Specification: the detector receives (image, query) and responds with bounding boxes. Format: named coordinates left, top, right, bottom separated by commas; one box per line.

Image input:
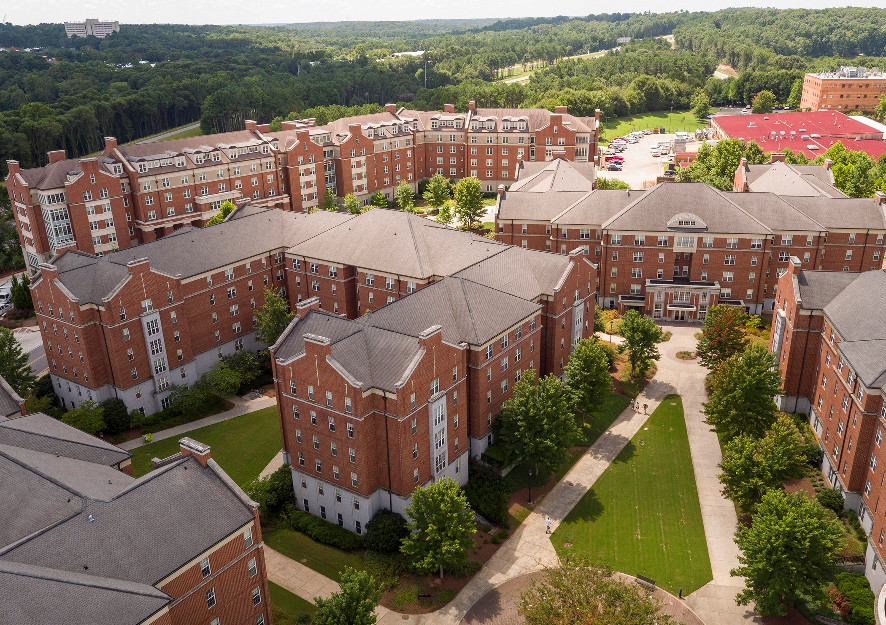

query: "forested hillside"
left=2, top=8, right=886, bottom=178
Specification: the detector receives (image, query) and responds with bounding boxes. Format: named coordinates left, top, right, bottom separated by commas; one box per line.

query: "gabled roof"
left=508, top=159, right=596, bottom=193
left=0, top=560, right=170, bottom=625
left=0, top=375, right=24, bottom=417
left=836, top=339, right=886, bottom=390
left=287, top=209, right=503, bottom=279
left=452, top=246, right=575, bottom=302
left=14, top=157, right=123, bottom=191
left=744, top=162, right=845, bottom=198
left=781, top=196, right=886, bottom=231
left=602, top=183, right=772, bottom=235
left=796, top=270, right=860, bottom=311
left=726, top=192, right=825, bottom=233
left=550, top=189, right=646, bottom=226
left=0, top=412, right=130, bottom=467
left=824, top=270, right=886, bottom=343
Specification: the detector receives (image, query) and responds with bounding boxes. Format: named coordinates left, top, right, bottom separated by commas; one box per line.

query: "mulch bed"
left=761, top=605, right=815, bottom=625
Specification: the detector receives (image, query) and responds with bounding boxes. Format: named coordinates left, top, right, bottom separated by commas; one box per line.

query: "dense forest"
left=2, top=8, right=886, bottom=178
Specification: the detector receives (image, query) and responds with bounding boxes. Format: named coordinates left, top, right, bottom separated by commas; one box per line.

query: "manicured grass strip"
left=163, top=126, right=202, bottom=140
left=551, top=395, right=713, bottom=595
left=129, top=406, right=281, bottom=487
left=575, top=394, right=632, bottom=446
left=264, top=527, right=365, bottom=581
left=269, top=581, right=317, bottom=616
left=600, top=110, right=707, bottom=143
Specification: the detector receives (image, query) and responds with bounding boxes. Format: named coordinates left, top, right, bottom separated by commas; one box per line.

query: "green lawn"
left=163, top=125, right=202, bottom=140
left=129, top=406, right=281, bottom=487
left=600, top=111, right=707, bottom=144
left=269, top=581, right=317, bottom=620
left=575, top=394, right=632, bottom=446
left=264, top=527, right=365, bottom=581
left=551, top=395, right=712, bottom=594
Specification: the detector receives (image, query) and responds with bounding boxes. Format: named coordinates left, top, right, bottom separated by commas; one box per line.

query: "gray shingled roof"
left=796, top=270, right=861, bottom=310
left=50, top=207, right=353, bottom=304
left=0, top=375, right=23, bottom=417
left=452, top=246, right=574, bottom=302
left=550, top=189, right=646, bottom=226
left=781, top=196, right=886, bottom=230
left=837, top=339, right=886, bottom=390
left=0, top=560, right=170, bottom=625
left=0, top=413, right=130, bottom=467
left=508, top=159, right=596, bottom=193
left=287, top=209, right=503, bottom=279
left=823, top=270, right=886, bottom=343
left=15, top=157, right=122, bottom=191
left=1, top=456, right=255, bottom=586
left=726, top=192, right=825, bottom=233
left=497, top=191, right=590, bottom=222
left=745, top=162, right=844, bottom=197
left=115, top=130, right=259, bottom=159
left=603, top=183, right=772, bottom=234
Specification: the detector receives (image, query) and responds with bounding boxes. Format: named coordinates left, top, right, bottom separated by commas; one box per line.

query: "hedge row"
left=285, top=506, right=364, bottom=551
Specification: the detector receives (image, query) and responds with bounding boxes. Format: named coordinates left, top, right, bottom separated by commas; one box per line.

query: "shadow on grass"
left=555, top=487, right=604, bottom=525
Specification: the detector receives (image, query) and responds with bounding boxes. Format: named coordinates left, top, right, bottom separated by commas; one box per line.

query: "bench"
left=635, top=575, right=656, bottom=590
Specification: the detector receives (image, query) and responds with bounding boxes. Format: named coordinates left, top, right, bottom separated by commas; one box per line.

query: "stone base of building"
left=775, top=394, right=811, bottom=415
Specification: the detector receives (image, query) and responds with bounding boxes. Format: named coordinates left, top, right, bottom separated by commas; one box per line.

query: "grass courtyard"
left=551, top=394, right=712, bottom=595
left=269, top=581, right=316, bottom=624
left=129, top=406, right=281, bottom=488
left=600, top=110, right=707, bottom=143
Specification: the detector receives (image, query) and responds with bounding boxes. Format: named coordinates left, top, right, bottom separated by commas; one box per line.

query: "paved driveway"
left=599, top=133, right=699, bottom=189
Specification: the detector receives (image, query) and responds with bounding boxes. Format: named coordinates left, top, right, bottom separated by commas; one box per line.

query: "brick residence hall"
left=0, top=379, right=271, bottom=625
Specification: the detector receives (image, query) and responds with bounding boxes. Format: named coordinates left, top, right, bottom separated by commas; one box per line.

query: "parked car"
left=606, top=163, right=623, bottom=171
left=651, top=150, right=660, bottom=157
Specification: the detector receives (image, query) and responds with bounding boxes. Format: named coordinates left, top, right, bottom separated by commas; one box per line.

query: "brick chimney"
left=385, top=103, right=397, bottom=114
left=733, top=157, right=749, bottom=192
left=103, top=137, right=118, bottom=155
left=595, top=109, right=601, bottom=121
left=443, top=104, right=455, bottom=114
left=825, top=158, right=833, bottom=170
left=47, top=150, right=66, bottom=164
left=550, top=113, right=563, bottom=128
left=179, top=437, right=211, bottom=467
left=875, top=191, right=886, bottom=205
left=257, top=123, right=270, bottom=133
left=296, top=296, right=321, bottom=315
left=555, top=105, right=567, bottom=114
left=769, top=153, right=786, bottom=163
left=468, top=100, right=476, bottom=111
left=348, top=123, right=363, bottom=141
left=497, top=184, right=505, bottom=199
left=244, top=119, right=258, bottom=131
left=6, top=160, right=19, bottom=176
left=281, top=120, right=301, bottom=131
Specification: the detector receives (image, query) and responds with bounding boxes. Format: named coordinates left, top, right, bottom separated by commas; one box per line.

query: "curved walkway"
left=264, top=322, right=760, bottom=623
left=459, top=571, right=705, bottom=625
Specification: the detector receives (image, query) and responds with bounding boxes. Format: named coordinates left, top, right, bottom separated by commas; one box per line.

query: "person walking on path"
left=643, top=403, right=648, bottom=414
left=545, top=516, right=552, bottom=534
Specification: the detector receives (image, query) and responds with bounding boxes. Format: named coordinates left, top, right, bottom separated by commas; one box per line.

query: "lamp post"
left=528, top=469, right=533, bottom=503
left=609, top=319, right=615, bottom=342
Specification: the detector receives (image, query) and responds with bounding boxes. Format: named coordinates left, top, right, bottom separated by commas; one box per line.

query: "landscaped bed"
left=129, top=406, right=281, bottom=487
left=551, top=395, right=713, bottom=595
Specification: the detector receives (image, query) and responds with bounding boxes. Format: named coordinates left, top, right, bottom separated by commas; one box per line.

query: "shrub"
left=100, top=398, right=131, bottom=434
left=284, top=506, right=363, bottom=551
left=444, top=559, right=482, bottom=577
left=362, top=550, right=406, bottom=590
left=481, top=443, right=506, bottom=467
left=462, top=460, right=510, bottom=525
left=817, top=488, right=845, bottom=513
left=247, top=465, right=296, bottom=520
left=363, top=509, right=409, bottom=553
left=835, top=572, right=875, bottom=625
left=32, top=374, right=55, bottom=399
left=597, top=343, right=616, bottom=369
left=802, top=443, right=824, bottom=467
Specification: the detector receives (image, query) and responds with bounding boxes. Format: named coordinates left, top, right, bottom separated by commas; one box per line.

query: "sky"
left=9, top=0, right=886, bottom=26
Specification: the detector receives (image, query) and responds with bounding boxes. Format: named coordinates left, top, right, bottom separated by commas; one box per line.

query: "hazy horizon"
left=7, top=1, right=886, bottom=28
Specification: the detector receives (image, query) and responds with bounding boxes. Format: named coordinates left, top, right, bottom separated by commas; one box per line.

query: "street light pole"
left=528, top=469, right=533, bottom=503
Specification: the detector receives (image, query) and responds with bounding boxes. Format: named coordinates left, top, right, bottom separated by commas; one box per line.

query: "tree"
left=593, top=304, right=606, bottom=334
left=99, top=398, right=130, bottom=434
left=733, top=490, right=843, bottom=615
left=400, top=477, right=476, bottom=579
left=247, top=464, right=295, bottom=520
left=269, top=116, right=283, bottom=132
left=496, top=371, right=580, bottom=474
left=221, top=350, right=261, bottom=390
left=200, top=362, right=242, bottom=400
left=422, top=173, right=451, bottom=208
left=786, top=79, right=803, bottom=109
left=0, top=327, right=35, bottom=395
left=435, top=204, right=454, bottom=226
left=617, top=310, right=662, bottom=379
left=519, top=557, right=672, bottom=625
left=695, top=304, right=749, bottom=370
left=313, top=567, right=381, bottom=625
left=691, top=87, right=711, bottom=121
left=369, top=190, right=388, bottom=207
left=595, top=177, right=631, bottom=190
left=11, top=274, right=33, bottom=311
left=322, top=188, right=339, bottom=210
left=564, top=338, right=614, bottom=424
left=204, top=200, right=236, bottom=227
left=363, top=509, right=409, bottom=553
left=255, top=286, right=295, bottom=346
left=751, top=90, right=777, bottom=114
left=877, top=94, right=886, bottom=122
left=718, top=415, right=806, bottom=512
left=704, top=345, right=783, bottom=441
left=396, top=181, right=415, bottom=212
left=342, top=193, right=361, bottom=214
left=452, top=177, right=486, bottom=229
left=61, top=400, right=105, bottom=435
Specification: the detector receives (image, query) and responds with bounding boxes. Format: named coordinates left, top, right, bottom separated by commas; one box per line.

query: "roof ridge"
left=455, top=277, right=481, bottom=345
left=0, top=414, right=131, bottom=457
left=0, top=444, right=92, bottom=500
left=0, top=559, right=171, bottom=599
left=713, top=188, right=775, bottom=235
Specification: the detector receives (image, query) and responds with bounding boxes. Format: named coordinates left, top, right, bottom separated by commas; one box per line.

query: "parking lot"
left=597, top=132, right=700, bottom=190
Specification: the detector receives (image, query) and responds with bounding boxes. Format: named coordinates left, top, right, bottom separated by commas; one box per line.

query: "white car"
left=651, top=150, right=660, bottom=157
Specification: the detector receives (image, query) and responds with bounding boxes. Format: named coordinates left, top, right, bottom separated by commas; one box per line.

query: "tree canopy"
left=255, top=286, right=295, bottom=346
left=0, top=327, right=35, bottom=395
left=452, top=177, right=486, bottom=229
left=617, top=310, right=662, bottom=380
left=695, top=304, right=749, bottom=370
left=313, top=567, right=381, bottom=625
left=564, top=338, right=614, bottom=423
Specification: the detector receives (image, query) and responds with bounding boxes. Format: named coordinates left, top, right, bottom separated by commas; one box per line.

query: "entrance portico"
left=645, top=277, right=722, bottom=321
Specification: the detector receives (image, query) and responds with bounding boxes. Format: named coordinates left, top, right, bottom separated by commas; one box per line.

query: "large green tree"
left=313, top=567, right=381, bottom=625
left=676, top=138, right=768, bottom=190
left=704, top=345, right=783, bottom=441
left=452, top=177, right=486, bottom=229
left=496, top=371, right=580, bottom=474
left=617, top=310, right=662, bottom=380
left=595, top=177, right=631, bottom=190
left=786, top=79, right=803, bottom=109
left=564, top=338, right=614, bottom=424
left=396, top=181, right=415, bottom=212
left=342, top=193, right=361, bottom=214
left=254, top=286, right=295, bottom=346
left=0, top=327, right=35, bottom=395
left=61, top=400, right=105, bottom=435
left=695, top=304, right=749, bottom=371
left=691, top=87, right=711, bottom=121
left=400, top=477, right=476, bottom=579
left=733, top=490, right=843, bottom=615
left=322, top=188, right=339, bottom=210
left=519, top=558, right=672, bottom=625
left=718, top=415, right=806, bottom=512
left=422, top=173, right=451, bottom=208
left=369, top=190, right=388, bottom=207
left=751, top=90, right=777, bottom=114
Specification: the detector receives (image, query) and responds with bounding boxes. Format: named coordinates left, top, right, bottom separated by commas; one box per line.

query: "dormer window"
left=678, top=219, right=696, bottom=227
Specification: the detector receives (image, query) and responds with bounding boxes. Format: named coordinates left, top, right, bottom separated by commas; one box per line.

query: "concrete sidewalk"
left=118, top=395, right=276, bottom=451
